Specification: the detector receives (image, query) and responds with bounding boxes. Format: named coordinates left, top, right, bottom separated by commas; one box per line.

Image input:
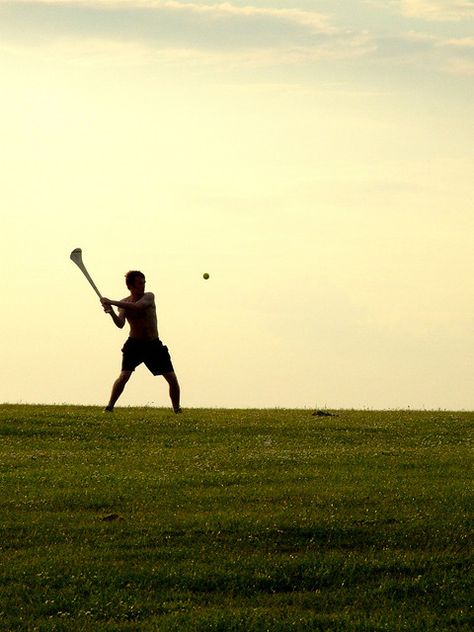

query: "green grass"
left=0, top=405, right=472, bottom=631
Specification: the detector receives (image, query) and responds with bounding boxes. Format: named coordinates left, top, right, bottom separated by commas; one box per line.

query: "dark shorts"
left=121, top=338, right=174, bottom=375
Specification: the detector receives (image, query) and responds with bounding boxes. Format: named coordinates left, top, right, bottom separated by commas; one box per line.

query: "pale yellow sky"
left=1, top=1, right=473, bottom=409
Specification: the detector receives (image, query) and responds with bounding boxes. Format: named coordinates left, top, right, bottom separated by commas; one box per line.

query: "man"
left=100, top=271, right=181, bottom=413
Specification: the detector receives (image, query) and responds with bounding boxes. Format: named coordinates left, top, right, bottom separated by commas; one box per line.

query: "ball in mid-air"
left=203, top=272, right=210, bottom=280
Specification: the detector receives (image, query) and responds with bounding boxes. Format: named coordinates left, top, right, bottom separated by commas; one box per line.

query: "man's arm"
left=101, top=301, right=126, bottom=328
left=102, top=292, right=155, bottom=312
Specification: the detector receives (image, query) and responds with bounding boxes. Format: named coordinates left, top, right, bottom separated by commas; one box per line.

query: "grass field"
left=0, top=405, right=472, bottom=631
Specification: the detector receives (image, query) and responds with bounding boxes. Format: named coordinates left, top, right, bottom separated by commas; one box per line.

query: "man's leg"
left=105, top=370, right=132, bottom=411
left=163, top=371, right=181, bottom=413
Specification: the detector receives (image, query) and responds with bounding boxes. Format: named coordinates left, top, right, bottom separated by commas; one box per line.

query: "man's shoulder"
left=139, top=292, right=155, bottom=308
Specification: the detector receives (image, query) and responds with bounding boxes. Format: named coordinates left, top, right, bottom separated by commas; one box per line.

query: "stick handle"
left=81, top=270, right=115, bottom=320
left=79, top=265, right=103, bottom=299
left=72, top=259, right=102, bottom=298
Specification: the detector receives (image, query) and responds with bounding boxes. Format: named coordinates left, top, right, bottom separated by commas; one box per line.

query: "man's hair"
left=125, top=270, right=145, bottom=288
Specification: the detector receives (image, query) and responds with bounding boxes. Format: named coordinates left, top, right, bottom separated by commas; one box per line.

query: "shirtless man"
left=100, top=270, right=181, bottom=413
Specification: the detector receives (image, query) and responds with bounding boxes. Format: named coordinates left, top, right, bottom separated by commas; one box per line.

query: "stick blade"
left=70, top=248, right=83, bottom=264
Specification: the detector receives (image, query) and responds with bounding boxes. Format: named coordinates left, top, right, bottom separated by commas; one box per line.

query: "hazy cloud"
left=441, top=37, right=474, bottom=48
left=1, top=1, right=473, bottom=75
left=360, top=1, right=474, bottom=76
left=400, top=0, right=474, bottom=21
left=365, top=0, right=474, bottom=21
left=0, top=0, right=373, bottom=65
left=0, top=0, right=335, bottom=36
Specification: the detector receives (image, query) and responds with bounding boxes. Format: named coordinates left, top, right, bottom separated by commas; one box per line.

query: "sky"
left=1, top=0, right=473, bottom=410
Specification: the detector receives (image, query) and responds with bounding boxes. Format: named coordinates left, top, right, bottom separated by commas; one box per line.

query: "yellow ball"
left=203, top=273, right=210, bottom=280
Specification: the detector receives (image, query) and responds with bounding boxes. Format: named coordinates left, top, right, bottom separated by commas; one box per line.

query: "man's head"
left=125, top=270, right=145, bottom=290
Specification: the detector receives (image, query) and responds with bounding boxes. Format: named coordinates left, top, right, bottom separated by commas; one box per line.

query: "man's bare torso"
left=121, top=292, right=158, bottom=340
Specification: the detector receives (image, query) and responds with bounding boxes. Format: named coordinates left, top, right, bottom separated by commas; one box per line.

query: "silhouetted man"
left=101, top=271, right=181, bottom=413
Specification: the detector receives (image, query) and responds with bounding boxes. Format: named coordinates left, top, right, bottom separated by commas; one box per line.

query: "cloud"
left=437, top=35, right=474, bottom=75
left=2, top=1, right=473, bottom=77
left=399, top=0, right=474, bottom=21
left=441, top=37, right=474, bottom=48
left=368, top=30, right=474, bottom=77
left=1, top=0, right=329, bottom=30
left=1, top=0, right=335, bottom=36
left=365, top=0, right=474, bottom=21
left=0, top=0, right=374, bottom=66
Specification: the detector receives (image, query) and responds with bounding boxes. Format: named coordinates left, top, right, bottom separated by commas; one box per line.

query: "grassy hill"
left=0, top=405, right=471, bottom=630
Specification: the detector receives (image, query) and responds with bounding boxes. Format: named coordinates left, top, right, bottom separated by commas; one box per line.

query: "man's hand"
left=100, top=298, right=125, bottom=328
left=101, top=297, right=112, bottom=313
